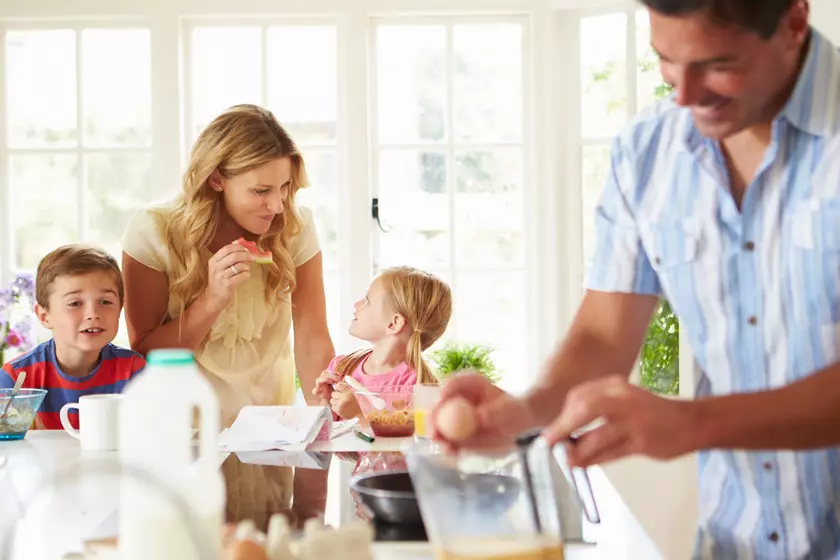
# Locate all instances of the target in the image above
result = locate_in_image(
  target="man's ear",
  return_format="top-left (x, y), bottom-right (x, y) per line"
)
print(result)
top-left (34, 303), bottom-right (53, 330)
top-left (209, 169), bottom-right (224, 192)
top-left (387, 313), bottom-right (407, 335)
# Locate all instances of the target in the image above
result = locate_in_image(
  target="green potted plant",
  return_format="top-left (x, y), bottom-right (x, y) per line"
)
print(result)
top-left (429, 341), bottom-right (502, 384)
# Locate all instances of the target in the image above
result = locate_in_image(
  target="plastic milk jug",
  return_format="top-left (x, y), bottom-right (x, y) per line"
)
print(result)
top-left (118, 348), bottom-right (224, 560)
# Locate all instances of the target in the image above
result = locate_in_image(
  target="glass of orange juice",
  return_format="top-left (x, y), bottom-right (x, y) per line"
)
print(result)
top-left (412, 384), bottom-right (442, 439)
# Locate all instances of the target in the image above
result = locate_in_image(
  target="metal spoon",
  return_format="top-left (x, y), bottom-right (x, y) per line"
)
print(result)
top-left (0, 371), bottom-right (26, 421)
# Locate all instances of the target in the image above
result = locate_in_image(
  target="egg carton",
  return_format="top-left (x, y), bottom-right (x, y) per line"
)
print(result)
top-left (228, 515), bottom-right (374, 560)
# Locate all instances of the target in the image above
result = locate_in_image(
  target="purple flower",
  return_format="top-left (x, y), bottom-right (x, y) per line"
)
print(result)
top-left (10, 320), bottom-right (33, 349)
top-left (0, 290), bottom-right (12, 325)
top-left (11, 274), bottom-right (35, 302)
top-left (5, 330), bottom-right (21, 348)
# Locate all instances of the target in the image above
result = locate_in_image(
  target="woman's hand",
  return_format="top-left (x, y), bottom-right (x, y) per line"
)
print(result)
top-left (312, 370), bottom-right (339, 405)
top-left (204, 243), bottom-right (254, 310)
top-left (330, 382), bottom-right (362, 420)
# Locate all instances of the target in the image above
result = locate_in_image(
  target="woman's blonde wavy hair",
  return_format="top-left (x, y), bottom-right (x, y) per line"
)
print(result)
top-left (333, 267), bottom-right (453, 385)
top-left (154, 104), bottom-right (307, 312)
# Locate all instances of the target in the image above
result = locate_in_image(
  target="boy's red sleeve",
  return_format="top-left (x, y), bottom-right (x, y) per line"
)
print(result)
top-left (130, 354), bottom-right (146, 377)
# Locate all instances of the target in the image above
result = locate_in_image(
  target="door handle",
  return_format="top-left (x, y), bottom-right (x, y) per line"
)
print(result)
top-left (371, 197), bottom-right (391, 233)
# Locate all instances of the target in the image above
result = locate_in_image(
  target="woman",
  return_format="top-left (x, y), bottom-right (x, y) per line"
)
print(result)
top-left (121, 104), bottom-right (334, 528)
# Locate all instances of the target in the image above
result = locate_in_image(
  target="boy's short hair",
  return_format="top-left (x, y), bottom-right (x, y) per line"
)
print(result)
top-left (35, 245), bottom-right (124, 308)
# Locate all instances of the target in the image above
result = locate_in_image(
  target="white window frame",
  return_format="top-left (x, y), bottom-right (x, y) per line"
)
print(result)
top-left (556, 0), bottom-right (694, 390)
top-left (0, 18), bottom-right (154, 276)
top-left (367, 14), bottom-right (537, 384)
top-left (0, 0), bottom-right (561, 393)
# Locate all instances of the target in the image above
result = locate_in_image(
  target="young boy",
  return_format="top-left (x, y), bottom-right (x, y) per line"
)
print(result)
top-left (0, 245), bottom-right (145, 429)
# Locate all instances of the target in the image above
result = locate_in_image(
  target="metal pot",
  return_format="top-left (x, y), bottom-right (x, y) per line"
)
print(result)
top-left (350, 470), bottom-right (424, 526)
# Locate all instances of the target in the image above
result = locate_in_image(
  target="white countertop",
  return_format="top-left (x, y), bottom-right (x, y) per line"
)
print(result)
top-left (0, 431), bottom-right (648, 559)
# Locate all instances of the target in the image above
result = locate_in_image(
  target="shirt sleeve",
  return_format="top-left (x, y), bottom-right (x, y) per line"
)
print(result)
top-left (584, 136), bottom-right (661, 296)
top-left (0, 365), bottom-right (14, 388)
top-left (130, 354), bottom-right (147, 377)
top-left (121, 208), bottom-right (168, 272)
top-left (289, 206), bottom-right (321, 267)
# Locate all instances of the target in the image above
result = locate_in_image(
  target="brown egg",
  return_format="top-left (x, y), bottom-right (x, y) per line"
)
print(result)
top-left (224, 539), bottom-right (269, 560)
top-left (435, 397), bottom-right (477, 442)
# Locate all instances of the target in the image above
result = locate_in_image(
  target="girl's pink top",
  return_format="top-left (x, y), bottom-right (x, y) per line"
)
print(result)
top-left (327, 353), bottom-right (417, 389)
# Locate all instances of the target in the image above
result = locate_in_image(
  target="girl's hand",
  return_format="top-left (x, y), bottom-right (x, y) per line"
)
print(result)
top-left (330, 382), bottom-right (362, 420)
top-left (203, 243), bottom-right (254, 310)
top-left (312, 370), bottom-right (340, 405)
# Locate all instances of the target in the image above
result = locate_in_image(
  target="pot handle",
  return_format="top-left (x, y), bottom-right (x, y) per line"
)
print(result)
top-left (517, 430), bottom-right (601, 525)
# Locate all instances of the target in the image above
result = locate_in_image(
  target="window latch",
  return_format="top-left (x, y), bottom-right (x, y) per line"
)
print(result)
top-left (371, 197), bottom-right (391, 233)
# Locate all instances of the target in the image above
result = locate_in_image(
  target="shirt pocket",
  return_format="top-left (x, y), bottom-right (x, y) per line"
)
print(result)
top-left (644, 220), bottom-right (701, 270)
top-left (790, 198), bottom-right (840, 323)
top-left (641, 220), bottom-right (701, 312)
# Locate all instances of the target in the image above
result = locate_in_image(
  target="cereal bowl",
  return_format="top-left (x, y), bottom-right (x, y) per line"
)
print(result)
top-left (0, 388), bottom-right (47, 440)
top-left (357, 388), bottom-right (415, 438)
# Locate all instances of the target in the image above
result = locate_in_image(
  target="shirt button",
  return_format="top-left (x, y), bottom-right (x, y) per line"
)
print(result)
top-left (769, 532), bottom-right (779, 543)
top-left (763, 462), bottom-right (773, 471)
top-left (655, 257), bottom-right (661, 265)
top-left (744, 241), bottom-right (755, 251)
top-left (748, 316), bottom-right (758, 326)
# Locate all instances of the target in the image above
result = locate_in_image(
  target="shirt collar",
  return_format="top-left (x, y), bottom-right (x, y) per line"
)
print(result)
top-left (780, 28), bottom-right (840, 137)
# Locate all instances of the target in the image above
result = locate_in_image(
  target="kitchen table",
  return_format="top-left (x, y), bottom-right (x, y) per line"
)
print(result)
top-left (0, 431), bottom-right (655, 559)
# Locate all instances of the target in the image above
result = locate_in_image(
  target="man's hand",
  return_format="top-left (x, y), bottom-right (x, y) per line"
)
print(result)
top-left (330, 382), bottom-right (362, 420)
top-left (431, 372), bottom-right (540, 451)
top-left (544, 375), bottom-right (700, 467)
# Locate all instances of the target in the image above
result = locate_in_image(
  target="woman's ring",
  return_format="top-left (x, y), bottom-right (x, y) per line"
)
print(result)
top-left (230, 264), bottom-right (238, 275)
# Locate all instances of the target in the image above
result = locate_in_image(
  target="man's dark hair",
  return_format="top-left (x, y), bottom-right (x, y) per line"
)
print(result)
top-left (639, 0), bottom-right (797, 39)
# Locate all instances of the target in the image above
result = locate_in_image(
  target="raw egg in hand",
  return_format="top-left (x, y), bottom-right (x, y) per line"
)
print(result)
top-left (434, 397), bottom-right (478, 442)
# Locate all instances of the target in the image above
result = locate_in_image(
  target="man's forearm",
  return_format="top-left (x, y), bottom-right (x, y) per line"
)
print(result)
top-left (694, 363), bottom-right (840, 450)
top-left (524, 330), bottom-right (640, 427)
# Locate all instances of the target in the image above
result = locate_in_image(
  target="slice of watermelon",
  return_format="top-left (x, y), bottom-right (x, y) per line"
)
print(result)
top-left (235, 238), bottom-right (272, 264)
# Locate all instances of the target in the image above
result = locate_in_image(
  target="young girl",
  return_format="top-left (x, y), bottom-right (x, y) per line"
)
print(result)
top-left (312, 266), bottom-right (452, 423)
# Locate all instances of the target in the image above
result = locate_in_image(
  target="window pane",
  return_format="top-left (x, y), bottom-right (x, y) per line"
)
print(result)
top-left (85, 154), bottom-right (156, 259)
top-left (580, 14), bottom-right (627, 138)
top-left (377, 150), bottom-right (449, 269)
top-left (452, 24), bottom-right (522, 143)
top-left (267, 26), bottom-right (337, 144)
top-left (10, 155), bottom-right (79, 269)
top-left (296, 150), bottom-right (338, 270)
top-left (636, 10), bottom-right (668, 110)
top-left (454, 149), bottom-right (523, 267)
top-left (582, 145), bottom-right (611, 268)
top-left (323, 271), bottom-right (343, 351)
top-left (190, 27), bottom-right (262, 141)
top-left (6, 30), bottom-right (77, 148)
top-left (454, 271), bottom-right (525, 390)
top-left (82, 29), bottom-right (152, 147)
top-left (376, 25), bottom-right (446, 144)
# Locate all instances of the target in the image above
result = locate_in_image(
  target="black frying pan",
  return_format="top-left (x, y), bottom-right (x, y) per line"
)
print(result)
top-left (350, 469), bottom-right (521, 526)
top-left (350, 470), bottom-right (424, 525)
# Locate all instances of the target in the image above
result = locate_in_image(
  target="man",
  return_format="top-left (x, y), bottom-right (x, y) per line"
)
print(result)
top-left (436, 0), bottom-right (840, 557)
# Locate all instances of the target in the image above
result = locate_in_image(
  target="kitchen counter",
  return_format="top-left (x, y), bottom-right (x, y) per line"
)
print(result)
top-left (0, 431), bottom-right (659, 559)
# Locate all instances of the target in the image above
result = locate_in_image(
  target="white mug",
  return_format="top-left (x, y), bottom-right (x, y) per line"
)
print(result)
top-left (60, 394), bottom-right (122, 451)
